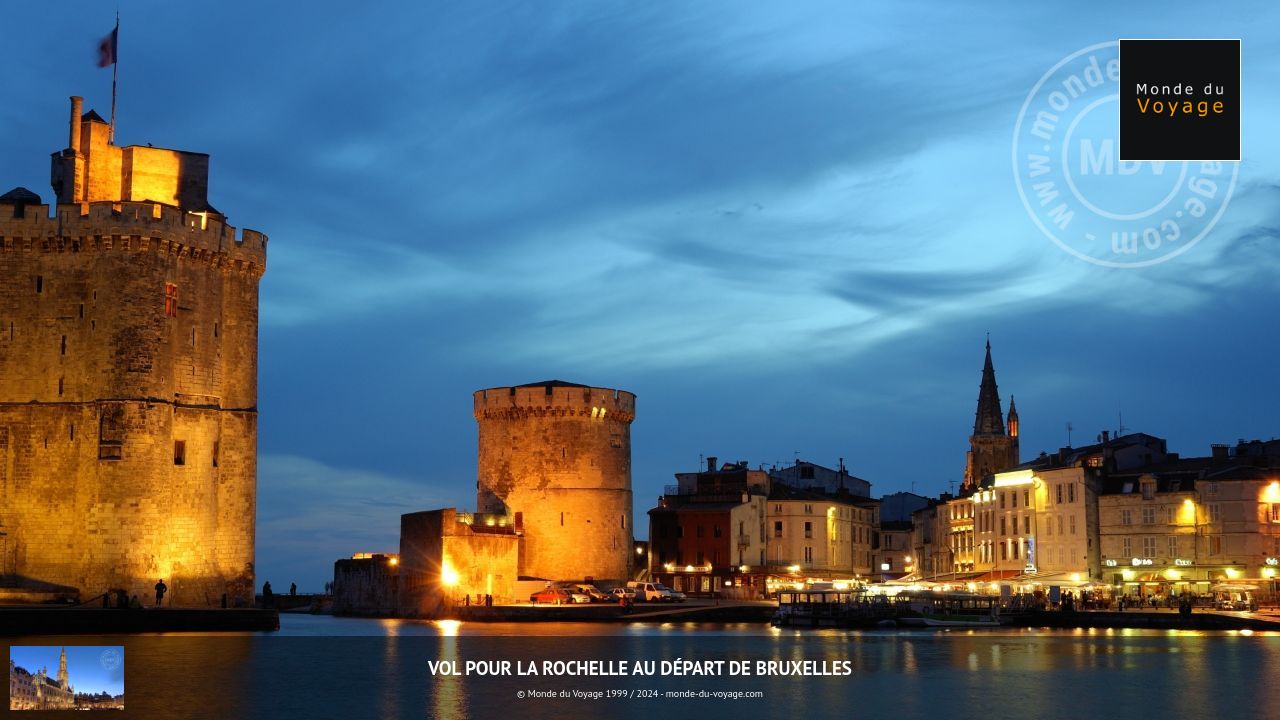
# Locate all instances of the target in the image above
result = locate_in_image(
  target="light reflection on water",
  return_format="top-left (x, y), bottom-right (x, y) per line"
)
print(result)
top-left (15, 616), bottom-right (1279, 720)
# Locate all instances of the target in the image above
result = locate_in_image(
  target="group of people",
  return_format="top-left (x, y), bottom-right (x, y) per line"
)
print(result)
top-left (463, 594), bottom-right (494, 607)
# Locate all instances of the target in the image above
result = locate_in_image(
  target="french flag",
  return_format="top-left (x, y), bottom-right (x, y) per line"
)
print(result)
top-left (96, 25), bottom-right (117, 68)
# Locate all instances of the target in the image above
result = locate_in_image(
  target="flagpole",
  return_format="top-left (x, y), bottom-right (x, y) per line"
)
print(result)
top-left (109, 13), bottom-right (118, 143)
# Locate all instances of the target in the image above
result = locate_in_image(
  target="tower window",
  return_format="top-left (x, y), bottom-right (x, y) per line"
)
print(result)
top-left (174, 440), bottom-right (186, 466)
top-left (60, 335), bottom-right (66, 355)
top-left (212, 440), bottom-right (219, 468)
top-left (165, 283), bottom-right (179, 317)
top-left (58, 377), bottom-right (64, 396)
top-left (35, 276), bottom-right (43, 293)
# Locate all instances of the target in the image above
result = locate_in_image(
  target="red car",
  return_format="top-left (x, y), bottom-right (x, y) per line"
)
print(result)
top-left (530, 587), bottom-right (572, 605)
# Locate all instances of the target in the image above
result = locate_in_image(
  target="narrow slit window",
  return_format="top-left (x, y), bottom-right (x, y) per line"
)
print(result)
top-left (173, 440), bottom-right (186, 466)
top-left (35, 276), bottom-right (43, 293)
top-left (212, 441), bottom-right (219, 468)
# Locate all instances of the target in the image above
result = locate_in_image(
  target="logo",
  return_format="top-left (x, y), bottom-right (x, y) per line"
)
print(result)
top-left (100, 648), bottom-right (122, 671)
top-left (1013, 41), bottom-right (1237, 267)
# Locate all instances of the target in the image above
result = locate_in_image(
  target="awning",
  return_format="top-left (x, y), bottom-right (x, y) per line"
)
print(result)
top-left (971, 570), bottom-right (1021, 582)
top-left (1013, 571), bottom-right (1092, 586)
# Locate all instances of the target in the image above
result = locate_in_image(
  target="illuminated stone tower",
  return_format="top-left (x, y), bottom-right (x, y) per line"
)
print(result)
top-left (962, 340), bottom-right (1020, 494)
top-left (474, 381), bottom-right (635, 582)
top-left (0, 96), bottom-right (266, 606)
top-left (56, 648), bottom-right (68, 690)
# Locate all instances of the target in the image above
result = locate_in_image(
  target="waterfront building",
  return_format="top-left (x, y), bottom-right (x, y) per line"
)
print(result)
top-left (648, 459), bottom-right (768, 597)
top-left (944, 495), bottom-right (976, 574)
top-left (398, 509), bottom-right (520, 616)
top-left (873, 520), bottom-right (915, 581)
top-left (332, 553), bottom-right (400, 616)
top-left (765, 484), bottom-right (876, 578)
top-left (769, 459), bottom-right (872, 498)
top-left (0, 97), bottom-right (265, 606)
top-left (1098, 441), bottom-right (1280, 600)
top-left (338, 381), bottom-right (636, 617)
top-left (9, 649), bottom-right (74, 710)
top-left (911, 497), bottom-right (956, 580)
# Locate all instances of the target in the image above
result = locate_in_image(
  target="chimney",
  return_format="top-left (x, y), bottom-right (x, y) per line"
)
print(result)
top-left (707, 456), bottom-right (717, 473)
top-left (68, 96), bottom-right (82, 154)
top-left (1101, 430), bottom-right (1110, 443)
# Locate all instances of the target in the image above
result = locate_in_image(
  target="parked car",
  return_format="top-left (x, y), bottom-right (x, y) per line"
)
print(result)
top-left (530, 587), bottom-right (573, 605)
top-left (654, 583), bottom-right (686, 602)
top-left (572, 584), bottom-right (611, 603)
top-left (610, 587), bottom-right (638, 602)
top-left (563, 588), bottom-right (593, 604)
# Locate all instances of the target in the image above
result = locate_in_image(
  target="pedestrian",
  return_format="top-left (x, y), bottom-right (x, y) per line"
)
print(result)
top-left (485, 594), bottom-right (492, 607)
top-left (290, 582), bottom-right (297, 597)
top-left (263, 581), bottom-right (274, 608)
top-left (154, 579), bottom-right (168, 607)
top-left (464, 594), bottom-right (471, 607)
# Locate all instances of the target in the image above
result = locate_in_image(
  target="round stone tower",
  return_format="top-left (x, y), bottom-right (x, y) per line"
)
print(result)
top-left (0, 97), bottom-right (264, 606)
top-left (474, 381), bottom-right (635, 582)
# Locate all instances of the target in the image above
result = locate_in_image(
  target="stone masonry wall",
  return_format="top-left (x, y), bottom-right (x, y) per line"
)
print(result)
top-left (474, 385), bottom-right (634, 583)
top-left (0, 200), bottom-right (264, 606)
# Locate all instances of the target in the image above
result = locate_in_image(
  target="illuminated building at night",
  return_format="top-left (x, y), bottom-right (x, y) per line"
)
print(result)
top-left (475, 381), bottom-right (636, 582)
top-left (350, 381), bottom-right (635, 617)
top-left (1098, 439), bottom-right (1280, 599)
top-left (648, 458), bottom-right (879, 596)
top-left (0, 97), bottom-right (265, 606)
top-left (9, 648), bottom-right (74, 710)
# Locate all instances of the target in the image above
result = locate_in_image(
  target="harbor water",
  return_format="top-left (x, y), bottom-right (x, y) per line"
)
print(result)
top-left (15, 614), bottom-right (1278, 719)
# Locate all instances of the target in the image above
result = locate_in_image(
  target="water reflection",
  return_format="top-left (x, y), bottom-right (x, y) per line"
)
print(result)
top-left (14, 617), bottom-right (1278, 720)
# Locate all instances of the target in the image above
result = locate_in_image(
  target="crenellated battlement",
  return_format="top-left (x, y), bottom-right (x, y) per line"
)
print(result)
top-left (0, 201), bottom-right (266, 276)
top-left (473, 382), bottom-right (636, 423)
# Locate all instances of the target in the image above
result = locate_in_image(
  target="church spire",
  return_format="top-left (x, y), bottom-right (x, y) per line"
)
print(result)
top-left (973, 338), bottom-right (1005, 436)
top-left (57, 647), bottom-right (68, 689)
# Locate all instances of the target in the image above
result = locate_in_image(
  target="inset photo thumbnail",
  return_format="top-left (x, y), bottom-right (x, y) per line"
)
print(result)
top-left (8, 645), bottom-right (124, 711)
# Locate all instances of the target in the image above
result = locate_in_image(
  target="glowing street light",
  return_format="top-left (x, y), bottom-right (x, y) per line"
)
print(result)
top-left (441, 566), bottom-right (460, 587)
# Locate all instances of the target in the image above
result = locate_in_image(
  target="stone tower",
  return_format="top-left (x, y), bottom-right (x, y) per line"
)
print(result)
top-left (962, 339), bottom-right (1020, 494)
top-left (0, 97), bottom-right (266, 606)
top-left (474, 381), bottom-right (635, 582)
top-left (57, 647), bottom-right (68, 690)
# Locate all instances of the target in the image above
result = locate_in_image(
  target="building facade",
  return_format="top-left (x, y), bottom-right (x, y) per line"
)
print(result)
top-left (9, 648), bottom-right (74, 710)
top-left (0, 96), bottom-right (265, 606)
top-left (1098, 448), bottom-right (1280, 599)
top-left (398, 508), bottom-right (521, 617)
top-left (648, 460), bottom-right (768, 597)
top-left (474, 381), bottom-right (634, 582)
top-left (765, 485), bottom-right (874, 578)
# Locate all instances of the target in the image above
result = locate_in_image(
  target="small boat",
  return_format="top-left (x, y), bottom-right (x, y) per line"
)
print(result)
top-left (772, 588), bottom-right (1000, 629)
top-left (894, 591), bottom-right (1000, 628)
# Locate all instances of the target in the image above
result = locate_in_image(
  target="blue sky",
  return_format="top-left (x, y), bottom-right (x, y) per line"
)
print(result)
top-left (9, 646), bottom-right (124, 696)
top-left (2, 2), bottom-right (1278, 590)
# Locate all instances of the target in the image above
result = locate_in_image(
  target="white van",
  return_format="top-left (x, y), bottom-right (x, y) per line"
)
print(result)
top-left (626, 581), bottom-right (673, 602)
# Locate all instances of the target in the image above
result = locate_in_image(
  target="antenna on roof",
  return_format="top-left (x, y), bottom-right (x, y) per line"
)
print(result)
top-left (1066, 421), bottom-right (1073, 447)
top-left (1117, 407), bottom-right (1126, 437)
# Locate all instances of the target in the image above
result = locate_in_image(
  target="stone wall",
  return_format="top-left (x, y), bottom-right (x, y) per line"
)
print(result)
top-left (0, 193), bottom-right (265, 606)
top-left (398, 508), bottom-right (519, 617)
top-left (332, 556), bottom-right (399, 616)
